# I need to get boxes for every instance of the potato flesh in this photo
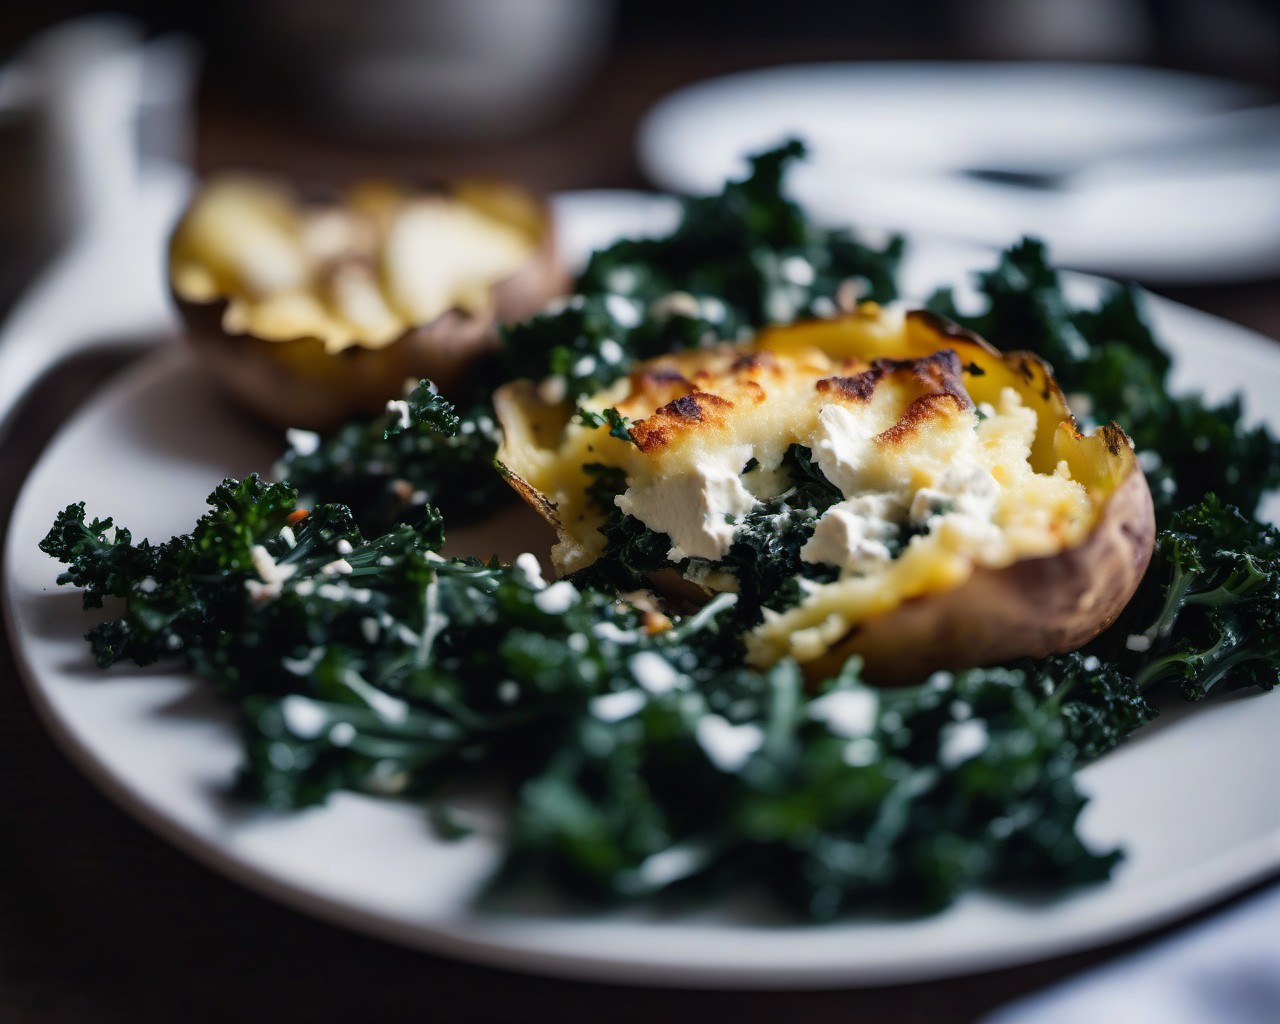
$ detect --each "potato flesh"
[169,175,536,354]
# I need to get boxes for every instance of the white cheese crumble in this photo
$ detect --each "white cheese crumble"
[1126,633,1152,653]
[939,719,989,769]
[616,444,757,561]
[633,845,705,890]
[809,687,879,738]
[590,689,646,723]
[801,494,899,574]
[696,716,764,773]
[245,544,298,602]
[629,651,681,695]
[533,580,577,614]
[385,399,412,431]
[285,427,321,457]
[594,621,638,645]
[514,552,547,588]
[281,695,327,739]
[605,294,643,328]
[781,255,815,286]
[282,647,325,676]
[336,538,354,556]
[599,338,625,364]
[811,404,876,496]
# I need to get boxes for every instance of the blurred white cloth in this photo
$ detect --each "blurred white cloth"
[985,884,1280,1024]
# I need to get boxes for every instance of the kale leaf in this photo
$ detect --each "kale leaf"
[277,382,506,536]
[1119,496,1280,700]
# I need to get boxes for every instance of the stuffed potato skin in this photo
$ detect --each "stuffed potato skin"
[495,305,1157,685]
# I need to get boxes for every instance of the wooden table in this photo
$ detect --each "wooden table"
[2,47,1277,1023]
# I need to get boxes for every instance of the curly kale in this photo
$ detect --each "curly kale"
[1116,496,1279,700]
[277,382,506,536]
[927,238,1280,520]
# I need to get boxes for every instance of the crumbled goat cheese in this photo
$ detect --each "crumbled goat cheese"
[514,552,547,588]
[939,719,989,769]
[629,651,682,695]
[1126,633,1152,653]
[285,428,321,457]
[809,687,879,738]
[385,399,412,431]
[590,689,646,723]
[533,580,577,614]
[696,716,764,773]
[802,494,899,574]
[616,444,757,561]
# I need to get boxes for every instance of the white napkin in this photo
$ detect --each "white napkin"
[985,884,1280,1024]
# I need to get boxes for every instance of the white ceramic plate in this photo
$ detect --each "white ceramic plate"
[5,192,1280,988]
[639,62,1280,283]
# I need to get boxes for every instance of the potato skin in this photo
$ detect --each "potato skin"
[805,463,1157,686]
[172,197,568,433]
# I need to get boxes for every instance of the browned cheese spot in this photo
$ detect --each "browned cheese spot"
[630,391,734,453]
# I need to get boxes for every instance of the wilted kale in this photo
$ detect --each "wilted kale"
[40,476,375,668]
[927,238,1280,520]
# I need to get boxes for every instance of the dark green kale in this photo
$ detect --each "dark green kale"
[513,658,1119,916]
[720,446,843,621]
[277,381,506,536]
[927,238,1280,520]
[40,476,365,667]
[1039,651,1157,761]
[1117,496,1279,700]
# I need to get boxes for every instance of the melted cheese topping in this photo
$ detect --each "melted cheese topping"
[506,306,1102,670]
[169,176,538,354]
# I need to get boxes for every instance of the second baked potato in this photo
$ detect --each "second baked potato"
[169,174,568,431]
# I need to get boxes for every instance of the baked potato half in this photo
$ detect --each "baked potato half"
[169,174,567,431]
[494,304,1156,685]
